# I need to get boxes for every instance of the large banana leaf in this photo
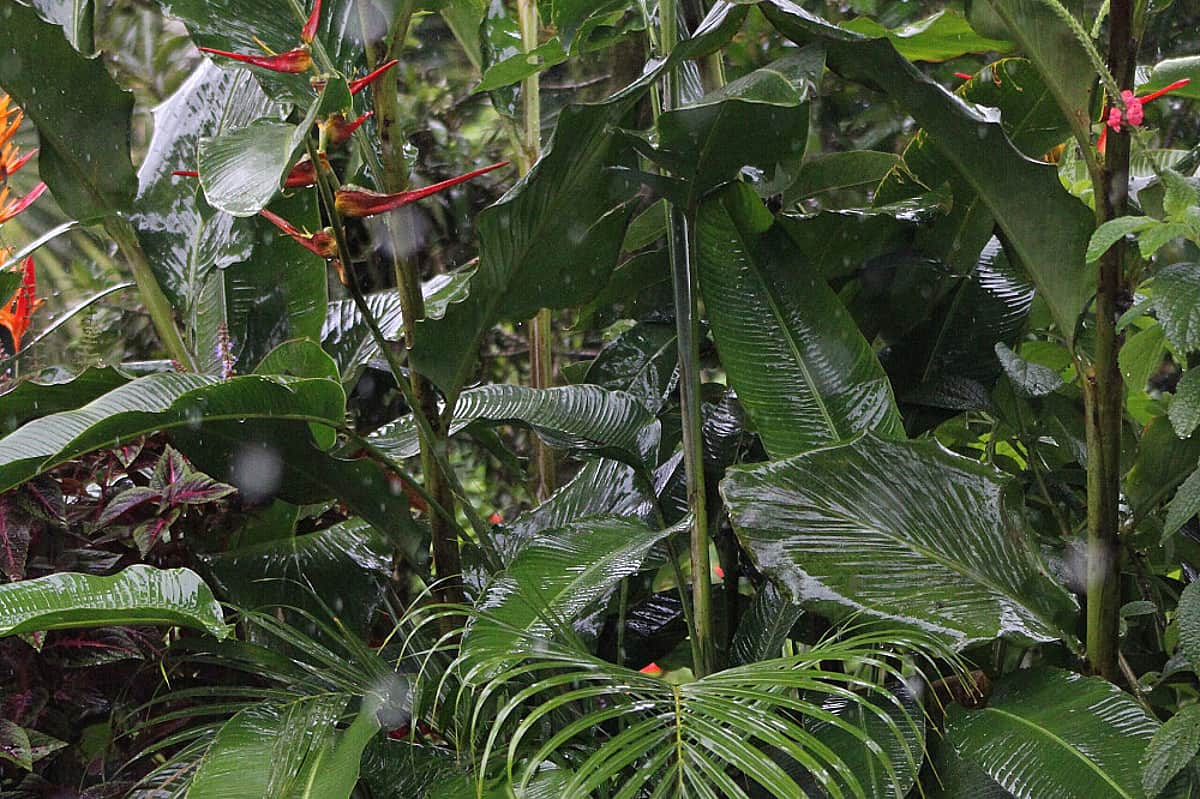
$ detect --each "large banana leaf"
[0,0,135,221]
[0,373,342,491]
[721,434,1078,648]
[943,667,1160,799]
[697,183,904,459]
[583,322,679,414]
[0,565,229,639]
[368,384,661,471]
[187,693,380,799]
[760,0,1093,345]
[0,366,131,435]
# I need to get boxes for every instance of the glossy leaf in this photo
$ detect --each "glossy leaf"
[1141,56,1200,101]
[944,667,1160,799]
[729,583,803,666]
[0,0,136,221]
[0,373,344,492]
[1143,704,1200,798]
[0,565,230,639]
[584,322,678,414]
[722,434,1078,647]
[29,0,94,52]
[996,342,1065,398]
[466,516,672,667]
[368,384,661,470]
[760,2,1094,342]
[197,119,300,217]
[0,365,131,435]
[697,183,904,458]
[790,150,901,200]
[842,9,1011,62]
[201,518,394,636]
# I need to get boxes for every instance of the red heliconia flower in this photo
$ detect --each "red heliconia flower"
[199,46,313,74]
[334,162,508,218]
[0,257,44,356]
[325,111,373,148]
[259,208,337,259]
[301,0,322,44]
[954,72,974,81]
[172,170,200,179]
[0,182,47,226]
[1098,78,1191,153]
[348,59,399,96]
[284,158,318,189]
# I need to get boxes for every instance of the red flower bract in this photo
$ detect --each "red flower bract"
[199,46,313,74]
[334,162,509,218]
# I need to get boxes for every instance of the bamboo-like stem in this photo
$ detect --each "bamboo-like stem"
[104,218,196,370]
[355,0,464,606]
[516,0,557,500]
[660,0,713,678]
[1085,0,1136,682]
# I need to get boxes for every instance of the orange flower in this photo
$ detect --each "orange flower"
[0,93,46,225]
[0,256,44,357]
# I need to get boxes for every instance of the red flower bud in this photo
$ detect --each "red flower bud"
[199,46,313,74]
[259,209,337,258]
[348,59,399,95]
[325,111,373,148]
[172,170,200,178]
[284,159,318,189]
[301,0,322,44]
[334,162,508,218]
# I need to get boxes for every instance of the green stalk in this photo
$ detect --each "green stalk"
[353,0,465,606]
[516,0,557,500]
[1085,0,1137,682]
[104,218,196,370]
[659,0,713,678]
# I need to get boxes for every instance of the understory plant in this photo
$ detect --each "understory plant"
[0,0,1199,796]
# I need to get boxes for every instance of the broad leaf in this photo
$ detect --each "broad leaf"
[0,366,131,434]
[842,9,1011,62]
[762,0,1094,343]
[730,583,803,666]
[1164,464,1200,541]
[996,342,1065,398]
[368,384,661,470]
[197,119,301,217]
[29,0,94,52]
[721,434,1078,647]
[790,150,901,200]
[584,322,678,414]
[0,565,229,639]
[697,183,904,458]
[0,0,136,221]
[1170,369,1200,439]
[1179,580,1200,675]
[1141,56,1200,101]
[1143,704,1200,798]
[944,667,1160,799]
[1154,263,1200,353]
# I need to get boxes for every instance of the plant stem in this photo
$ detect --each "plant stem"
[1085,0,1136,682]
[516,0,557,501]
[104,218,196,370]
[659,0,713,678]
[356,0,464,606]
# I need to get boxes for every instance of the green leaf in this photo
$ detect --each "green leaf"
[1122,323,1168,395]
[648,48,823,203]
[0,565,230,639]
[583,322,678,414]
[197,119,301,217]
[1141,56,1200,101]
[29,0,95,52]
[729,583,803,666]
[790,150,901,200]
[1143,704,1200,798]
[996,342,1065,398]
[0,720,32,771]
[722,434,1079,648]
[1127,415,1200,514]
[1164,464,1200,541]
[1179,580,1200,674]
[201,518,394,636]
[842,9,1011,62]
[1154,263,1200,353]
[0,373,343,492]
[0,366,131,435]
[697,183,904,458]
[1088,217,1158,262]
[0,0,136,221]
[369,384,661,470]
[466,516,673,667]
[1171,369,1200,439]
[764,0,1094,343]
[187,693,380,799]
[945,667,1160,799]
[476,37,568,93]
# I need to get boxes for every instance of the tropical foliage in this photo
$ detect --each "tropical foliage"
[0,0,1198,796]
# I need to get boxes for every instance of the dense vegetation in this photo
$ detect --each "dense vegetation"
[1,0,1199,795]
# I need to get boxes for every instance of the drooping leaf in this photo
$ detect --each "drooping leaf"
[584,322,678,414]
[202,518,395,636]
[0,366,131,434]
[0,565,230,639]
[1143,704,1200,798]
[196,119,301,218]
[0,0,136,221]
[944,667,1160,799]
[697,183,905,458]
[761,0,1094,342]
[1127,415,1200,514]
[722,434,1078,648]
[368,384,661,470]
[996,342,1065,398]
[842,9,1011,62]
[790,150,902,200]
[730,583,803,666]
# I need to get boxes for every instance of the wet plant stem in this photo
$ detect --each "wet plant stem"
[1085,0,1137,682]
[517,0,557,501]
[659,0,713,678]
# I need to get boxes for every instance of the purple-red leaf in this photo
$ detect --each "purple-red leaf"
[96,486,162,528]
